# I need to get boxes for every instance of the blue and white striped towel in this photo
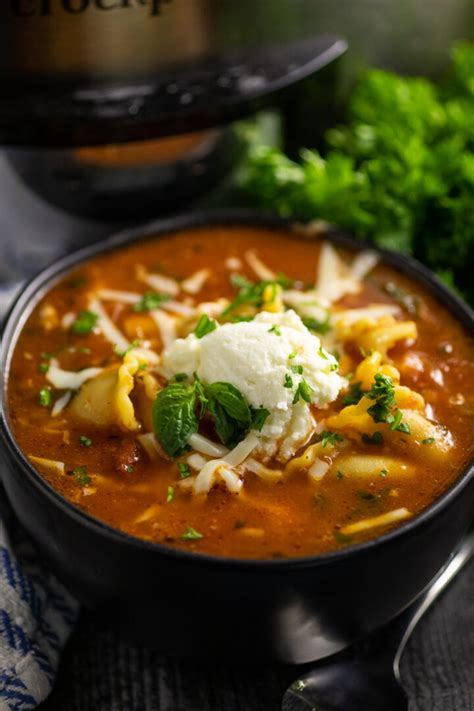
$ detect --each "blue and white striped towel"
[0,495,78,710]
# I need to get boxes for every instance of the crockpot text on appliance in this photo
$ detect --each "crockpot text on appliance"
[10,0,172,17]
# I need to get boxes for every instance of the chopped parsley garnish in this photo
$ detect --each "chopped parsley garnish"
[357,490,378,502]
[171,373,188,383]
[38,362,49,374]
[180,526,203,541]
[362,431,384,445]
[72,310,98,335]
[222,273,290,317]
[336,470,345,479]
[422,437,436,445]
[38,387,52,408]
[125,465,135,473]
[41,351,54,361]
[365,373,410,433]
[114,339,140,357]
[293,379,312,404]
[283,373,294,388]
[250,407,271,431]
[268,325,282,336]
[318,431,344,448]
[194,314,217,338]
[302,314,331,335]
[79,435,92,447]
[342,381,365,406]
[291,364,303,374]
[380,469,388,478]
[288,350,297,360]
[72,465,91,487]
[318,345,328,360]
[133,291,171,312]
[232,315,254,323]
[166,486,175,503]
[177,462,191,479]
[138,363,148,371]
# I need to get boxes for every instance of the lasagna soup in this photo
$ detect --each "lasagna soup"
[7,226,474,558]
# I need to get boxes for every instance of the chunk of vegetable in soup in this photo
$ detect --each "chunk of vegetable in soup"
[7,226,474,559]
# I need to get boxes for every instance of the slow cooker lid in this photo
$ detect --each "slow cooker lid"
[0,35,346,147]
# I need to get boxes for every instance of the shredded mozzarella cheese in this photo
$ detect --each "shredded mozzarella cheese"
[89,297,130,352]
[51,390,72,417]
[149,309,177,348]
[181,269,211,295]
[136,265,180,296]
[245,250,276,280]
[47,360,103,390]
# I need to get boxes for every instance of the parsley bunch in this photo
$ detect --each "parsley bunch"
[238,42,474,304]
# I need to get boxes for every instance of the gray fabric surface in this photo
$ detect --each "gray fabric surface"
[37,560,473,711]
[1,154,472,711]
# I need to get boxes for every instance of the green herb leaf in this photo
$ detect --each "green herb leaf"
[250,406,271,431]
[72,310,98,335]
[38,387,52,408]
[342,381,365,406]
[79,435,92,447]
[357,490,378,502]
[318,431,344,448]
[291,364,303,374]
[72,465,91,487]
[152,382,198,457]
[380,469,388,477]
[293,379,313,404]
[336,470,345,479]
[362,431,384,445]
[222,273,291,317]
[133,291,171,312]
[181,526,203,541]
[283,373,293,389]
[171,373,188,383]
[206,382,251,426]
[208,397,244,448]
[178,462,191,479]
[166,485,175,503]
[422,437,436,444]
[302,314,331,335]
[268,325,282,336]
[38,362,49,374]
[194,314,218,338]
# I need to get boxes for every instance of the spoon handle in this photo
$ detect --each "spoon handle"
[354,532,474,675]
[392,531,473,679]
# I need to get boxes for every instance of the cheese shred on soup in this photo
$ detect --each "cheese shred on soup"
[8,226,474,559]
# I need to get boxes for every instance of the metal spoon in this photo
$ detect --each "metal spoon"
[282,532,473,711]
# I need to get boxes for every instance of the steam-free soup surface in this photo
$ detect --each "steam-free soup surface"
[8,226,474,558]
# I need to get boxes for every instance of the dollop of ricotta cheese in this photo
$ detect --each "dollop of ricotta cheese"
[161,310,342,461]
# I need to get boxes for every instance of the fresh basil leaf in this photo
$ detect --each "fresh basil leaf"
[205,382,251,426]
[250,407,271,431]
[152,382,198,457]
[208,397,246,448]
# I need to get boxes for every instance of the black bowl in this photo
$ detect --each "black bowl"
[1,209,473,664]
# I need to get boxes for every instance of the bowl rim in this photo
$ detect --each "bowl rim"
[1,207,473,570]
